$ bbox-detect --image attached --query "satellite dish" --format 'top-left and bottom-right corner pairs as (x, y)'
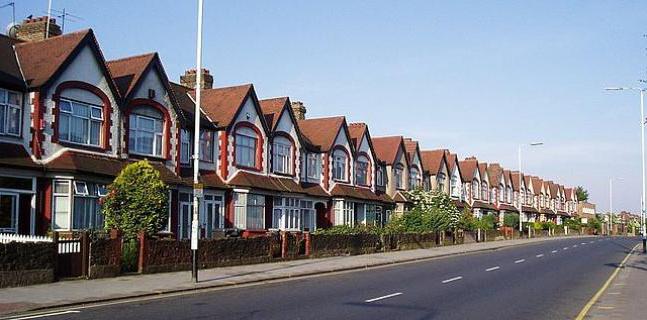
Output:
(6, 22), (20, 38)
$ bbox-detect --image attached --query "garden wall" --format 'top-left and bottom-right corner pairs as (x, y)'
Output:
(89, 237), (122, 279)
(0, 242), (56, 288)
(310, 234), (381, 258)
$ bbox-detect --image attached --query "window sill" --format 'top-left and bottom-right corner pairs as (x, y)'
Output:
(272, 171), (294, 177)
(58, 140), (105, 152)
(129, 153), (166, 161)
(236, 165), (262, 172)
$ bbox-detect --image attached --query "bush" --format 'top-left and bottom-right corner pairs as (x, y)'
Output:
(587, 217), (602, 232)
(542, 221), (556, 230)
(503, 213), (519, 228)
(475, 214), (496, 231)
(398, 189), (460, 233)
(564, 218), (581, 230)
(313, 225), (382, 235)
(458, 208), (477, 231)
(121, 239), (138, 273)
(102, 160), (169, 240)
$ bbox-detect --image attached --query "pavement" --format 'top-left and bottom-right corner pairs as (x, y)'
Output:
(584, 240), (647, 319)
(0, 235), (617, 319)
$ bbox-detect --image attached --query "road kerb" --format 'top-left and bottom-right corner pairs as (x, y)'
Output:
(573, 243), (638, 320)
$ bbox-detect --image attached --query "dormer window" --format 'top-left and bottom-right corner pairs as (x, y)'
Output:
(129, 107), (163, 157)
(60, 99), (103, 146)
(235, 126), (259, 168)
(395, 164), (404, 189)
(409, 167), (420, 189)
(355, 155), (369, 186)
(0, 88), (21, 136)
(332, 149), (348, 181)
(272, 136), (292, 174)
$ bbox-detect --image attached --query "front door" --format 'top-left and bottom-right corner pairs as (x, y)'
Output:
(0, 193), (19, 233)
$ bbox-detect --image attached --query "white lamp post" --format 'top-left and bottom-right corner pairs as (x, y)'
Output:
(518, 142), (543, 235)
(605, 87), (646, 252)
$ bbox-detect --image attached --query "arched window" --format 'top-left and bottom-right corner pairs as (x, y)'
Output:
(129, 106), (163, 156)
(376, 166), (385, 186)
(481, 182), (488, 201)
(472, 179), (479, 200)
(235, 126), (259, 168)
(437, 173), (446, 192)
(395, 164), (404, 189)
(450, 174), (458, 197)
(409, 167), (420, 189)
(499, 184), (505, 202)
(355, 155), (370, 186)
(332, 149), (348, 181)
(272, 136), (292, 174)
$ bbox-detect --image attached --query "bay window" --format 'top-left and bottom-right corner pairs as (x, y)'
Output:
(333, 200), (354, 226)
(235, 127), (258, 168)
(301, 200), (315, 231)
(332, 149), (348, 181)
(272, 136), (292, 174)
(129, 108), (163, 156)
(234, 193), (264, 230)
(355, 156), (369, 186)
(53, 180), (106, 231)
(199, 130), (214, 162)
(272, 197), (301, 231)
(59, 99), (103, 146)
(0, 88), (21, 136)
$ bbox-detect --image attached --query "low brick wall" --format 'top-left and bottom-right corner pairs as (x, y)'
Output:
(310, 234), (381, 258)
(140, 235), (277, 274)
(384, 232), (439, 251)
(0, 242), (56, 288)
(89, 238), (122, 279)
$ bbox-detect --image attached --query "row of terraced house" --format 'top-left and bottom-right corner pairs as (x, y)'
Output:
(0, 17), (581, 238)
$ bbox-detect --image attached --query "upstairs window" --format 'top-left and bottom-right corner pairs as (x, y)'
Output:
(306, 153), (321, 179)
(450, 174), (459, 197)
(481, 182), (488, 201)
(499, 184), (505, 202)
(507, 186), (512, 203)
(180, 129), (191, 164)
(409, 167), (420, 190)
(332, 149), (348, 181)
(376, 166), (385, 186)
(0, 89), (21, 136)
(355, 155), (369, 186)
(472, 179), (479, 200)
(395, 164), (404, 189)
(272, 136), (292, 174)
(437, 173), (446, 192)
(235, 127), (258, 168)
(199, 130), (214, 162)
(60, 99), (103, 146)
(129, 107), (163, 157)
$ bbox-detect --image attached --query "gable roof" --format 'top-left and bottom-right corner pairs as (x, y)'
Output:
(565, 187), (574, 200)
(532, 176), (543, 195)
(259, 97), (288, 130)
(547, 181), (557, 197)
(403, 138), (422, 170)
(510, 172), (523, 191)
(372, 136), (407, 165)
(458, 158), (478, 182)
(503, 170), (512, 185)
(478, 163), (488, 183)
(169, 82), (217, 129)
(487, 163), (503, 186)
(524, 175), (533, 191)
(106, 52), (156, 98)
(421, 150), (446, 176)
(0, 34), (25, 90)
(191, 83), (268, 133)
(348, 123), (367, 150)
(14, 29), (119, 97)
(298, 116), (347, 152)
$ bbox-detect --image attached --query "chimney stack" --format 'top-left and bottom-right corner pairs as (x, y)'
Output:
(180, 68), (213, 90)
(291, 101), (307, 120)
(15, 16), (62, 42)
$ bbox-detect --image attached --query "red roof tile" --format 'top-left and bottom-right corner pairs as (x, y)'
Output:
(486, 163), (503, 186)
(458, 159), (478, 182)
(348, 123), (367, 150)
(190, 84), (253, 128)
(510, 172), (523, 191)
(228, 172), (328, 198)
(372, 136), (405, 165)
(478, 163), (488, 182)
(421, 150), (446, 176)
(259, 97), (288, 130)
(330, 184), (392, 203)
(298, 116), (346, 152)
(0, 142), (40, 169)
(106, 52), (156, 98)
(403, 138), (420, 168)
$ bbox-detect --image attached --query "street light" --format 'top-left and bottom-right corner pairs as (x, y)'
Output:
(609, 177), (624, 236)
(518, 142), (543, 236)
(605, 87), (646, 252)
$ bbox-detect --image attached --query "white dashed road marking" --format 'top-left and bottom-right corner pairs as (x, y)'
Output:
(10, 310), (81, 320)
(536, 254), (544, 258)
(365, 292), (403, 303)
(442, 276), (463, 284)
(485, 266), (500, 272)
(551, 250), (558, 253)
(563, 247), (569, 250)
(573, 245), (578, 248)
(514, 259), (525, 264)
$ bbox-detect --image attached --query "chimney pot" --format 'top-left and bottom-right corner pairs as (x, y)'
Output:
(291, 101), (307, 120)
(15, 16), (62, 42)
(180, 68), (213, 90)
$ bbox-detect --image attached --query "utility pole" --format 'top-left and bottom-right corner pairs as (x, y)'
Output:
(191, 0), (205, 283)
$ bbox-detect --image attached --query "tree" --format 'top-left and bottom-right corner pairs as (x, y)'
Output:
(576, 186), (589, 202)
(102, 160), (169, 239)
(458, 208), (477, 231)
(391, 189), (460, 232)
(503, 213), (519, 228)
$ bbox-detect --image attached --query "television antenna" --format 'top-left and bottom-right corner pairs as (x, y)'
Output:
(43, 8), (83, 33)
(0, 2), (15, 26)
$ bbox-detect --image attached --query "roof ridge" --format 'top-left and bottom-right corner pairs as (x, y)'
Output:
(14, 28), (91, 47)
(106, 52), (157, 64)
(259, 96), (288, 101)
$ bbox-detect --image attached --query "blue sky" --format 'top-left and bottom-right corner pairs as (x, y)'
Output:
(3, 1), (646, 213)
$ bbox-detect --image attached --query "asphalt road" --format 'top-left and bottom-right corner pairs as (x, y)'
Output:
(18, 236), (638, 320)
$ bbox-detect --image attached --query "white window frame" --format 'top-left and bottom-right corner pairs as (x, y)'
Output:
(272, 136), (292, 175)
(395, 164), (404, 189)
(129, 113), (163, 157)
(355, 156), (369, 186)
(333, 200), (354, 226)
(450, 174), (459, 197)
(376, 166), (385, 186)
(306, 153), (321, 180)
(0, 88), (21, 137)
(472, 180), (480, 200)
(180, 129), (191, 164)
(272, 196), (302, 231)
(199, 130), (214, 162)
(332, 149), (348, 181)
(59, 98), (103, 147)
(409, 167), (420, 190)
(234, 193), (265, 230)
(235, 127), (258, 168)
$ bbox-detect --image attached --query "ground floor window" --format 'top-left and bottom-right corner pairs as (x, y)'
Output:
(179, 192), (224, 239)
(271, 197), (316, 231)
(0, 193), (18, 233)
(334, 200), (354, 226)
(53, 180), (106, 231)
(301, 200), (315, 231)
(234, 193), (265, 230)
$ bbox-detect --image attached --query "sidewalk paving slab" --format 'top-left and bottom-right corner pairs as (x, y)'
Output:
(586, 242), (647, 320)
(0, 235), (591, 317)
